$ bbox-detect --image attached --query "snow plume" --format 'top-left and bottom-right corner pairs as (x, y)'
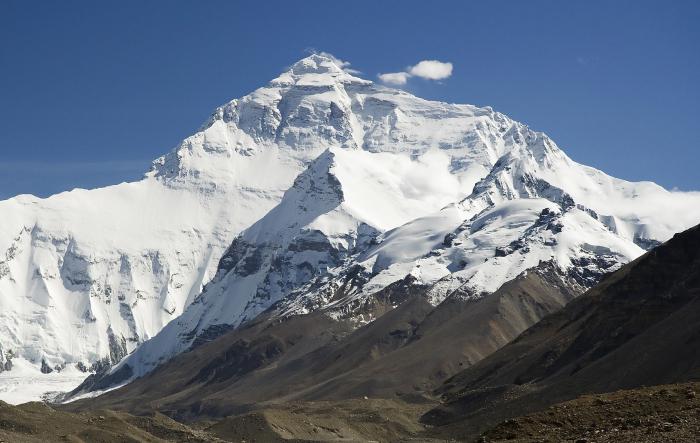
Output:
(306, 50), (361, 74)
(379, 59), (453, 85)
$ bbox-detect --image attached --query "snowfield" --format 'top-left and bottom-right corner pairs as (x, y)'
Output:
(0, 357), (87, 405)
(1, 54), (700, 402)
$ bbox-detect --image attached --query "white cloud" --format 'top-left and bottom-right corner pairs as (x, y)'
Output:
(378, 59), (453, 86)
(377, 71), (410, 85)
(408, 60), (453, 80)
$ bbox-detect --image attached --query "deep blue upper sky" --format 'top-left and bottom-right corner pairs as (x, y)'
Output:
(1, 0), (698, 198)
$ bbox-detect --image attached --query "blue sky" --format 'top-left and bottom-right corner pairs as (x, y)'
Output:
(1, 0), (698, 198)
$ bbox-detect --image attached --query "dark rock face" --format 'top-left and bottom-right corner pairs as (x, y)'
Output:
(326, 274), (429, 322)
(0, 347), (13, 372)
(217, 238), (263, 278)
(67, 361), (135, 399)
(107, 327), (128, 366)
(40, 359), (53, 374)
(190, 324), (236, 348)
(567, 254), (621, 289)
(443, 232), (457, 247)
(634, 234), (662, 251)
(190, 337), (287, 385)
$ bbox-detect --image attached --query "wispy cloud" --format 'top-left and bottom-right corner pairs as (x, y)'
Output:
(304, 49), (362, 75)
(378, 59), (454, 86)
(575, 55), (600, 67)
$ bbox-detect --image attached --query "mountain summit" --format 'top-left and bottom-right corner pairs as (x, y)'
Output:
(1, 54), (699, 402)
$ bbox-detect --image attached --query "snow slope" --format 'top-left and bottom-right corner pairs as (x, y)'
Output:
(105, 145), (472, 375)
(2, 54), (700, 402)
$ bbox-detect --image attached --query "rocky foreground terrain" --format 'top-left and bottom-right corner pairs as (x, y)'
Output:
(2, 383), (700, 442)
(479, 382), (700, 443)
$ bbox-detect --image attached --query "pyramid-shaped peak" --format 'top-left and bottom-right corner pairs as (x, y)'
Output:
(290, 53), (346, 75)
(271, 53), (371, 87)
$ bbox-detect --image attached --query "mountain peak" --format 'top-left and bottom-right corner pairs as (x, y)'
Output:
(289, 53), (345, 75)
(271, 53), (369, 87)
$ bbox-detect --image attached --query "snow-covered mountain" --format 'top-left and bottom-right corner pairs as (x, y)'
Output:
(2, 54), (700, 401)
(91, 57), (700, 387)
